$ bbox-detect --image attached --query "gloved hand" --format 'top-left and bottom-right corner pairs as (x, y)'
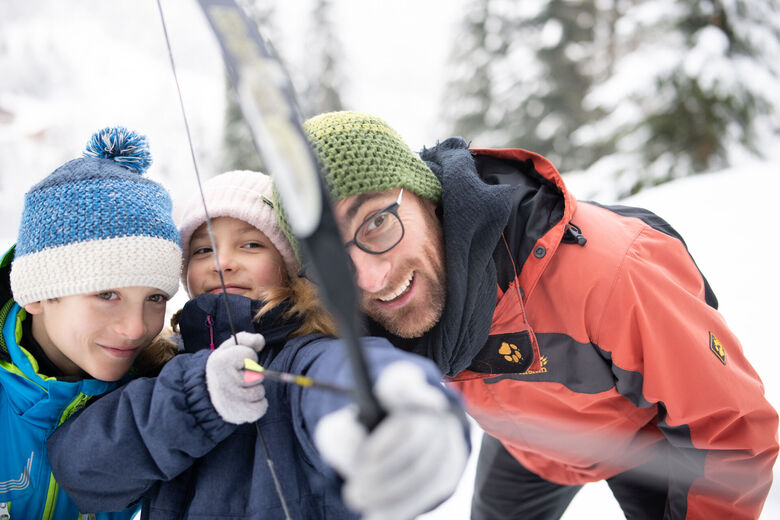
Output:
(314, 361), (469, 520)
(205, 331), (268, 424)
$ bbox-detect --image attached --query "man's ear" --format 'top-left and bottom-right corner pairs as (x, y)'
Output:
(24, 301), (43, 315)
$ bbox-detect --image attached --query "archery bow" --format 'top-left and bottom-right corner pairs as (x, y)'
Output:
(192, 0), (385, 430)
(155, 2), (342, 393)
(157, 2), (385, 516)
(154, 4), (290, 518)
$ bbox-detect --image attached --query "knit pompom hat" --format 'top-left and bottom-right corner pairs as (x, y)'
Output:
(302, 111), (442, 203)
(10, 127), (182, 306)
(177, 170), (298, 291)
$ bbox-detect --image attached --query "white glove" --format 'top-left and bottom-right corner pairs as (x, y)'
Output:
(314, 361), (469, 520)
(205, 331), (268, 424)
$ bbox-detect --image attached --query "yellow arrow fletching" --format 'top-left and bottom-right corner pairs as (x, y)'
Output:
(241, 358), (341, 391)
(244, 358), (265, 372)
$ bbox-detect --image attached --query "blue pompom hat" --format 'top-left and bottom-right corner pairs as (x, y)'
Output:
(10, 127), (182, 305)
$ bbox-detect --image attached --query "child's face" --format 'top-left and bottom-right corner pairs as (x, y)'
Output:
(24, 286), (169, 381)
(186, 216), (286, 299)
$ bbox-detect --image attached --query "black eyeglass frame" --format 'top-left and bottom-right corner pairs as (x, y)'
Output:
(344, 188), (405, 255)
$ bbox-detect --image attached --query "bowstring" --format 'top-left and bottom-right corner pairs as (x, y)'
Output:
(155, 2), (292, 518)
(154, 0), (238, 343)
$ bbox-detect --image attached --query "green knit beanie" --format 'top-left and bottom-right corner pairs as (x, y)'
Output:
(274, 111), (442, 261)
(303, 111), (442, 203)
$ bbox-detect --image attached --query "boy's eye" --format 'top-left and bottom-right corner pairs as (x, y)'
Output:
(97, 291), (118, 301)
(192, 246), (212, 256)
(147, 294), (167, 303)
(242, 241), (265, 249)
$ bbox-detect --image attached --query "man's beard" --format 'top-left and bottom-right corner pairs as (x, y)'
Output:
(362, 262), (446, 338)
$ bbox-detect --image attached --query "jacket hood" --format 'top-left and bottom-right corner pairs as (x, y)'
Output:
(366, 138), (515, 376)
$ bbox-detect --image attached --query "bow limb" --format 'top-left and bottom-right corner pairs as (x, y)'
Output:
(194, 0), (385, 429)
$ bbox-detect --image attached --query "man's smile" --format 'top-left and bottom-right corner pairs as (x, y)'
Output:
(378, 272), (414, 303)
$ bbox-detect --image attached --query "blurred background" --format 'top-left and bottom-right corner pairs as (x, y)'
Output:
(1, 0), (778, 517)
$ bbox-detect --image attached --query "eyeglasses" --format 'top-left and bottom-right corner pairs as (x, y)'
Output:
(344, 188), (405, 255)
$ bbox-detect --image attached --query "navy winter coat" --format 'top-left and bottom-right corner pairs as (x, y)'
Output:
(48, 294), (463, 519)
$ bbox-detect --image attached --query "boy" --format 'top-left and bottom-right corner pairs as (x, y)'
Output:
(0, 127), (181, 518)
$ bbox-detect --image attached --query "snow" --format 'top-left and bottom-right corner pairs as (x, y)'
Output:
(0, 0), (225, 236)
(2, 1), (779, 517)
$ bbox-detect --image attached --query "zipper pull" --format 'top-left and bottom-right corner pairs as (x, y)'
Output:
(206, 315), (215, 350)
(0, 502), (10, 520)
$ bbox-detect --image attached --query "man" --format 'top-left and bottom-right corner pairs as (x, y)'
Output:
(294, 111), (778, 519)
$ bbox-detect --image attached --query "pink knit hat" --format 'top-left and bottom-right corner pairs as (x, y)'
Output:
(178, 170), (298, 290)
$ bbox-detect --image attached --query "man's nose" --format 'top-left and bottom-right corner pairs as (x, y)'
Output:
(350, 249), (391, 294)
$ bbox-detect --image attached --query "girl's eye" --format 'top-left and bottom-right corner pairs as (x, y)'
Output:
(243, 241), (264, 249)
(97, 291), (118, 301)
(192, 246), (212, 256)
(147, 294), (167, 303)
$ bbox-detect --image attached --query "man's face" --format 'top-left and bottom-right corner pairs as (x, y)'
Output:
(24, 286), (169, 381)
(186, 216), (286, 299)
(334, 188), (446, 338)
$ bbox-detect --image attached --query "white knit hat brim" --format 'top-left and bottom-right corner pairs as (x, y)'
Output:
(178, 171), (298, 290)
(10, 236), (182, 306)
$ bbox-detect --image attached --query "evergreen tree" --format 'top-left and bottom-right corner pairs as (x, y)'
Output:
(299, 0), (345, 117)
(444, 0), (780, 197)
(442, 0), (502, 145)
(221, 77), (264, 173)
(498, 0), (601, 172)
(220, 0), (346, 169)
(443, 0), (602, 173)
(220, 0), (279, 173)
(577, 0), (780, 197)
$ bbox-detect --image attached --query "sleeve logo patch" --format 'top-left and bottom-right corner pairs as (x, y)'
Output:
(709, 332), (727, 365)
(468, 332), (534, 374)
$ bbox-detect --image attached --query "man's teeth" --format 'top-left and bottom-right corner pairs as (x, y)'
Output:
(379, 273), (413, 302)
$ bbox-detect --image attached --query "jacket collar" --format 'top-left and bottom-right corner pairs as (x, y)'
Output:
(178, 293), (300, 355)
(470, 147), (578, 297)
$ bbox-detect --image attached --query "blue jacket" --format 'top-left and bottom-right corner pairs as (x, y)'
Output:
(48, 293), (466, 519)
(0, 248), (138, 519)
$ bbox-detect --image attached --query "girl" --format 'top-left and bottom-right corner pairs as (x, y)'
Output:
(47, 170), (470, 519)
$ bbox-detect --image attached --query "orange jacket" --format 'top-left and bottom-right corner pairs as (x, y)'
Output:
(447, 148), (778, 519)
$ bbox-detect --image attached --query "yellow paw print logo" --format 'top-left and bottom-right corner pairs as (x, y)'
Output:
(498, 342), (523, 363)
